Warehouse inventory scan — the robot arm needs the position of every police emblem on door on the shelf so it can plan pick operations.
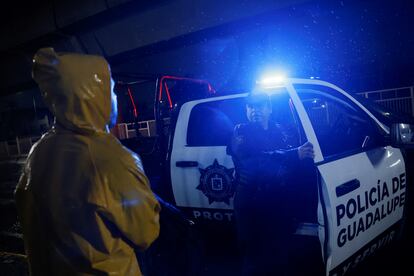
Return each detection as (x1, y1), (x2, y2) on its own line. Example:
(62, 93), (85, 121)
(197, 159), (235, 205)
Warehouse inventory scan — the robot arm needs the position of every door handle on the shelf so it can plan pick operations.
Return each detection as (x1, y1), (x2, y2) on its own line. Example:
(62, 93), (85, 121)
(176, 161), (199, 167)
(336, 179), (360, 197)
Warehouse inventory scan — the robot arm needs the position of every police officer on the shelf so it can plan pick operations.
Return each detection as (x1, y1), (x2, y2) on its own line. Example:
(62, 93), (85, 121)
(227, 92), (314, 275)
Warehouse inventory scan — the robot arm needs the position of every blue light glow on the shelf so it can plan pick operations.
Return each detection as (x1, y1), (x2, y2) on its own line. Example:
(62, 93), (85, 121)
(256, 71), (287, 88)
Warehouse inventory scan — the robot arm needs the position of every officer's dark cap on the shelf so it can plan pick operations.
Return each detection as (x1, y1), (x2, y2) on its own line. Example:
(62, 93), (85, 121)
(246, 92), (271, 106)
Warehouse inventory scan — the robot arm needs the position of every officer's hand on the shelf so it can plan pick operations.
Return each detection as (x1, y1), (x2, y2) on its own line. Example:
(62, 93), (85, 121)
(298, 141), (315, 160)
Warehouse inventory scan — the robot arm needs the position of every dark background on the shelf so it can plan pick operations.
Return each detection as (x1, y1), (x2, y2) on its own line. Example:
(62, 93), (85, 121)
(1, 0), (413, 94)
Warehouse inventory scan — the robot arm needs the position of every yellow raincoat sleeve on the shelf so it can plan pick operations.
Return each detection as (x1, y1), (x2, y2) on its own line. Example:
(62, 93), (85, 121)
(95, 150), (161, 251)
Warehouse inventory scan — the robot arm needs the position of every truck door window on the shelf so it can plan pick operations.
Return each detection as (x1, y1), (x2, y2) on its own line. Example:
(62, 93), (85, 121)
(296, 85), (384, 158)
(269, 93), (305, 147)
(187, 98), (246, 147)
(187, 91), (304, 147)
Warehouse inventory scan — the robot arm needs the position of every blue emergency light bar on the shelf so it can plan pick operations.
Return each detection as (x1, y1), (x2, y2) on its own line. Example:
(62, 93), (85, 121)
(256, 72), (287, 89)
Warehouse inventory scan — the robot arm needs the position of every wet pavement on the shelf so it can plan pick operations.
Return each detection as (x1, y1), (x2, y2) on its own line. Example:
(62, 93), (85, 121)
(0, 158), (26, 275)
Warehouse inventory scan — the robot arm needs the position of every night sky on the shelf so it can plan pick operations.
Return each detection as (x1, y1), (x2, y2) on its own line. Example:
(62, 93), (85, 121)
(185, 0), (414, 93)
(1, 0), (414, 108)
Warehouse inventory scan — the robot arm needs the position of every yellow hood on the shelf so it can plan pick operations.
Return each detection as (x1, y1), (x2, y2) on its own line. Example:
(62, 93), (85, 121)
(32, 47), (111, 133)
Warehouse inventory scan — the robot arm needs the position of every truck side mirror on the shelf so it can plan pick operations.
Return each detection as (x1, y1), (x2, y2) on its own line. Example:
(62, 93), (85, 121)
(391, 123), (414, 149)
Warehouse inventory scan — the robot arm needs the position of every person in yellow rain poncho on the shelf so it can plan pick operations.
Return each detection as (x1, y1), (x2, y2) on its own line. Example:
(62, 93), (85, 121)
(15, 48), (160, 276)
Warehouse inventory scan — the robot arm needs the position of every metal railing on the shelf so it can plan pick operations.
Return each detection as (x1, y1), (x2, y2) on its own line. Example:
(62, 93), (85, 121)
(0, 120), (158, 158)
(114, 118), (171, 140)
(114, 120), (157, 140)
(357, 86), (414, 117)
(0, 136), (40, 159)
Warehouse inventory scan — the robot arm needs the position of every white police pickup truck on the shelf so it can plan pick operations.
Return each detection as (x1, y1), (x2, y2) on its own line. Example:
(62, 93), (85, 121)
(120, 77), (413, 275)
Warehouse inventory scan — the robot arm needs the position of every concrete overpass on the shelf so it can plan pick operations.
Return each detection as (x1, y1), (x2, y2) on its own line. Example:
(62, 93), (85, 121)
(0, 0), (413, 96)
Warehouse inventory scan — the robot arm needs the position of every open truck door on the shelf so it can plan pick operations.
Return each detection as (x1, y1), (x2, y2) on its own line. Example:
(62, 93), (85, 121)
(169, 86), (320, 226)
(286, 79), (407, 276)
(169, 94), (244, 222)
